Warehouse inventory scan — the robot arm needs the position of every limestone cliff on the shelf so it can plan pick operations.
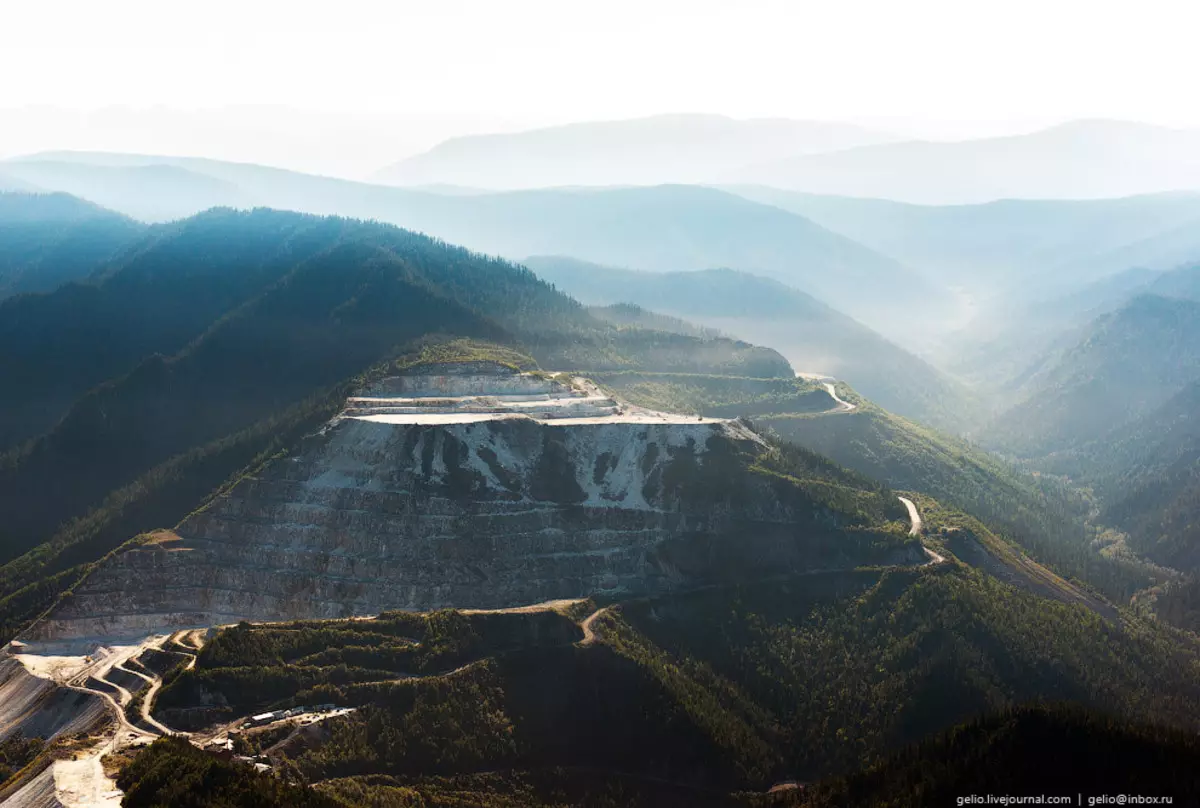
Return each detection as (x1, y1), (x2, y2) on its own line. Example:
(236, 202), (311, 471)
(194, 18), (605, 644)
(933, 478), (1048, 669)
(30, 363), (913, 641)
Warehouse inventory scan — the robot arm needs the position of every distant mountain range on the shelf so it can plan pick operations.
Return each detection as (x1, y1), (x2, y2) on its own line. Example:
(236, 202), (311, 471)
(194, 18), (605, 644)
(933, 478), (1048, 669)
(726, 185), (1200, 301)
(524, 257), (978, 432)
(736, 120), (1200, 203)
(373, 117), (1200, 204)
(371, 113), (896, 188)
(0, 156), (945, 344)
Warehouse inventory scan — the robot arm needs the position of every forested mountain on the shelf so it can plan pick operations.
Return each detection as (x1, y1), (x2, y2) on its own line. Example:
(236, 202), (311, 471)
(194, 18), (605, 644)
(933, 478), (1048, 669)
(370, 113), (895, 188)
(0, 154), (946, 345)
(736, 120), (1200, 203)
(1038, 380), (1200, 577)
(0, 209), (385, 451)
(939, 261), (1200, 393)
(763, 393), (1160, 605)
(0, 192), (144, 299)
(525, 257), (978, 432)
(0, 207), (789, 642)
(981, 295), (1200, 456)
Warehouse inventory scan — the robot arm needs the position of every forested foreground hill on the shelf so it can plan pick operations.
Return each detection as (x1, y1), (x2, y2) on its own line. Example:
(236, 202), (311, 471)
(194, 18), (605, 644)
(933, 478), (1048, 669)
(0, 204), (789, 643)
(125, 543), (1200, 806)
(119, 705), (1200, 807)
(797, 705), (1200, 807)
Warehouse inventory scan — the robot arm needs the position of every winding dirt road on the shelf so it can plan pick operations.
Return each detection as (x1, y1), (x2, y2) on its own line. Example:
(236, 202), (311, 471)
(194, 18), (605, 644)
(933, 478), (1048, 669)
(898, 496), (923, 535)
(821, 382), (857, 413)
(897, 496), (946, 565)
(578, 606), (609, 645)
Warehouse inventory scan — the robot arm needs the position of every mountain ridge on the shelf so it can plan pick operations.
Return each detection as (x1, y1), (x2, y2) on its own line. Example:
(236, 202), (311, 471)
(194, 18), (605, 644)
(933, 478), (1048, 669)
(371, 113), (896, 188)
(737, 119), (1200, 203)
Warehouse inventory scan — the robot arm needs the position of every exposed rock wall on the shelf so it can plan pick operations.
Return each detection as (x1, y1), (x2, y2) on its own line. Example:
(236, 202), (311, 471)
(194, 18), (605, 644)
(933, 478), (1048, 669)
(29, 365), (907, 641)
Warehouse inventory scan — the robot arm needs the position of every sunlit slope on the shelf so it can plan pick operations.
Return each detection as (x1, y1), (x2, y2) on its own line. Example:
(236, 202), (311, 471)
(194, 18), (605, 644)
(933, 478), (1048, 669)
(526, 258), (979, 431)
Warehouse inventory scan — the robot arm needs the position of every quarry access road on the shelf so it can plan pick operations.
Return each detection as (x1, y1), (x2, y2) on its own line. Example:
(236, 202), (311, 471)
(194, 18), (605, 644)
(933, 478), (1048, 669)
(44, 645), (164, 808)
(579, 607), (610, 645)
(898, 495), (946, 565)
(794, 372), (857, 414)
(134, 631), (199, 738)
(898, 496), (923, 536)
(821, 382), (857, 413)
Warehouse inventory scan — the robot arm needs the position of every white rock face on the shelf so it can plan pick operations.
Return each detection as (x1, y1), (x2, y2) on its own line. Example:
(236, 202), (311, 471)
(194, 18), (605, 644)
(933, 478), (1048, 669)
(29, 364), (892, 642)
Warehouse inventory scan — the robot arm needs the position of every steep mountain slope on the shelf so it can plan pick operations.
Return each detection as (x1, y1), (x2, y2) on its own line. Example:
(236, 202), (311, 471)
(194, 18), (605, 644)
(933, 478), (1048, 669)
(526, 258), (979, 431)
(737, 120), (1200, 203)
(0, 209), (371, 451)
(935, 267), (1164, 392)
(0, 209), (789, 644)
(371, 114), (895, 188)
(982, 295), (1200, 456)
(0, 192), (144, 299)
(1040, 380), (1200, 572)
(2, 155), (946, 341)
(754, 398), (1159, 605)
(976, 285), (1200, 633)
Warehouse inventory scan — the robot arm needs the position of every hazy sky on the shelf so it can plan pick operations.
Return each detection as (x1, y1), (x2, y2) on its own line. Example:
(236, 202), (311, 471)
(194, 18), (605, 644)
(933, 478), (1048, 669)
(3, 0), (1198, 176)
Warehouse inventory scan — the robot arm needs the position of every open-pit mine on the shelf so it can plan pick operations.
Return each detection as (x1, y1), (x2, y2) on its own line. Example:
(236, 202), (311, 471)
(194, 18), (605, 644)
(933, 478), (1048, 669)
(1, 361), (920, 807)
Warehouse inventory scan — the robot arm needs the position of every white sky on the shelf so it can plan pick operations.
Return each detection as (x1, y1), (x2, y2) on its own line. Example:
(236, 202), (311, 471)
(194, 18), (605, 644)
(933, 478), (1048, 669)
(2, 0), (1198, 176)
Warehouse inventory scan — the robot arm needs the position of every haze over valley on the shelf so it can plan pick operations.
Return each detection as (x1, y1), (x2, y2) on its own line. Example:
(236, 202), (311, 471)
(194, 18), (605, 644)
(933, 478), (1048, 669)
(5, 2), (1200, 806)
